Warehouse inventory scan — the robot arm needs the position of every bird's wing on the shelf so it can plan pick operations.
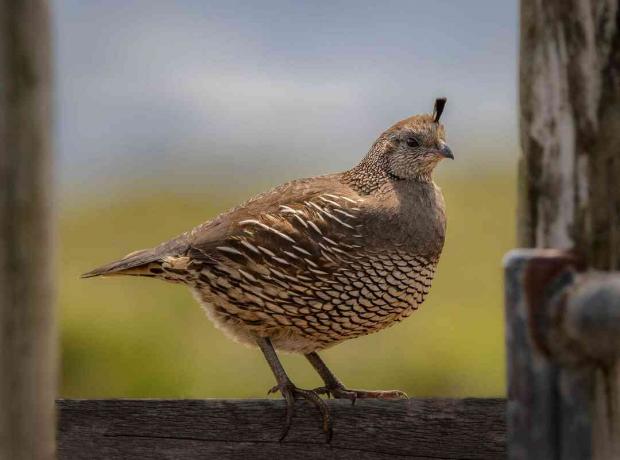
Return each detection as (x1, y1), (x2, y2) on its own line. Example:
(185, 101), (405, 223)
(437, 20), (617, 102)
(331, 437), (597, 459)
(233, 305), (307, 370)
(186, 174), (367, 276)
(81, 174), (365, 278)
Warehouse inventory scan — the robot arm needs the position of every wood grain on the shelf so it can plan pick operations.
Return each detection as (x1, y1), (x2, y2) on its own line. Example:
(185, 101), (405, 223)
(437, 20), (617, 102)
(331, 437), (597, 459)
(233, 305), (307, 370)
(58, 398), (506, 460)
(517, 0), (620, 458)
(0, 1), (55, 459)
(518, 0), (620, 259)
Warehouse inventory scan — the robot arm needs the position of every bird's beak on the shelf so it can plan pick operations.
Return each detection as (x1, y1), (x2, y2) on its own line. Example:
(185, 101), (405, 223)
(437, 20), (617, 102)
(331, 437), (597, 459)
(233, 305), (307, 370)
(437, 141), (454, 160)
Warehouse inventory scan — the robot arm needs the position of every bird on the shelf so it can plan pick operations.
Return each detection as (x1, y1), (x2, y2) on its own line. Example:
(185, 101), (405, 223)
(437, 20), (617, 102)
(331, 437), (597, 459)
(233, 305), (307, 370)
(82, 98), (453, 441)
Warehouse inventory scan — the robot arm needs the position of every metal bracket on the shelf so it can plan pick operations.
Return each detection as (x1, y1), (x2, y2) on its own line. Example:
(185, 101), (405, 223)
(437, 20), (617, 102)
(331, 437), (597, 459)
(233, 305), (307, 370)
(504, 248), (620, 460)
(509, 249), (620, 367)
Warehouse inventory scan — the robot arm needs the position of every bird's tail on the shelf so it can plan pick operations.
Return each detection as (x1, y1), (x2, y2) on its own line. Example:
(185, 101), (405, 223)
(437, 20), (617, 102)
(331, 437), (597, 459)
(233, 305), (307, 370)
(81, 248), (162, 278)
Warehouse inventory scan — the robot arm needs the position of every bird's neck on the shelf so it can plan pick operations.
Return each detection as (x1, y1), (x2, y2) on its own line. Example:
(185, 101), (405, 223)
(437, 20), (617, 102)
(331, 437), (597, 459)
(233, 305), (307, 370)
(341, 143), (433, 195)
(342, 161), (398, 195)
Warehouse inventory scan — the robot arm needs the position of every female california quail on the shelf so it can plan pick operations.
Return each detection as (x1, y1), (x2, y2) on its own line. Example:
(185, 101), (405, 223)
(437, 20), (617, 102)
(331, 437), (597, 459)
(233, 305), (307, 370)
(83, 98), (453, 440)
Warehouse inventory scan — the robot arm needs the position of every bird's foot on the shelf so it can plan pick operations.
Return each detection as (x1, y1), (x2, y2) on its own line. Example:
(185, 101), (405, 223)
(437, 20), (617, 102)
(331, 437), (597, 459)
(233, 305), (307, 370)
(268, 382), (332, 442)
(313, 383), (407, 405)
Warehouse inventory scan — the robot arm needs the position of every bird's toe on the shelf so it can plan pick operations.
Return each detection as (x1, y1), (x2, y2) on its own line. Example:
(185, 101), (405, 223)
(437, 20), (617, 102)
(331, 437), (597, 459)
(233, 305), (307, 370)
(270, 382), (333, 442)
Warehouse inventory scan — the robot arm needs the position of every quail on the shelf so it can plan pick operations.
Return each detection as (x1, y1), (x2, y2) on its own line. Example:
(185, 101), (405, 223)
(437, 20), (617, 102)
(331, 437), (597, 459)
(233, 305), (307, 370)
(83, 98), (453, 441)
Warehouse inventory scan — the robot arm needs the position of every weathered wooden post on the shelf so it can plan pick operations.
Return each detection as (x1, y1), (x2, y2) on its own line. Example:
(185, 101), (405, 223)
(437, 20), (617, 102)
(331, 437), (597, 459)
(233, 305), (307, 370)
(0, 1), (56, 459)
(506, 0), (620, 458)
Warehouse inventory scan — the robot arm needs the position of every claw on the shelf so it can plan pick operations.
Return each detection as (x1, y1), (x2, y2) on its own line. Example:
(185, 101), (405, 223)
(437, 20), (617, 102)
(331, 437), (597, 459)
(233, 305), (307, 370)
(313, 386), (330, 397)
(279, 386), (297, 441)
(268, 378), (405, 443)
(270, 383), (333, 442)
(297, 387), (332, 442)
(267, 386), (276, 395)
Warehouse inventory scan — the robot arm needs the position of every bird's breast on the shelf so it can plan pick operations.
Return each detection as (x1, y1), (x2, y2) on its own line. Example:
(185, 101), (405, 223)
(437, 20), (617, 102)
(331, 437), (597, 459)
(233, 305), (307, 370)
(365, 181), (446, 258)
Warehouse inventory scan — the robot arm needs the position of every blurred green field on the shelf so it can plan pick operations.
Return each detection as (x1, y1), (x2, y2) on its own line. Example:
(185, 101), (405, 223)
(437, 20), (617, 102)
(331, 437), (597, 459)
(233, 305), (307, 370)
(60, 171), (515, 398)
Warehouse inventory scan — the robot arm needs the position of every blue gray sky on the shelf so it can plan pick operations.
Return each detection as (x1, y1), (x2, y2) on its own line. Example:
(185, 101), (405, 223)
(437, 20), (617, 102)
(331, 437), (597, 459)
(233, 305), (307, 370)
(53, 0), (518, 198)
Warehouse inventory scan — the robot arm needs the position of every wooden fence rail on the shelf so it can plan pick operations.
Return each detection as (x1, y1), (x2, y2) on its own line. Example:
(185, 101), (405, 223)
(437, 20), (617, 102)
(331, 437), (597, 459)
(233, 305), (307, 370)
(57, 399), (506, 459)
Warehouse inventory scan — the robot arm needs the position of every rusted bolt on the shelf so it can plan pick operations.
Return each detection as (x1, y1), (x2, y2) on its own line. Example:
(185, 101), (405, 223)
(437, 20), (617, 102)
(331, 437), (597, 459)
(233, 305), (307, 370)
(505, 249), (620, 367)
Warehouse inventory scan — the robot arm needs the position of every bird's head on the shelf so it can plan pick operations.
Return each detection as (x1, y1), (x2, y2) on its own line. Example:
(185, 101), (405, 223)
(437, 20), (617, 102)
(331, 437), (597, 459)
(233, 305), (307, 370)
(370, 98), (453, 181)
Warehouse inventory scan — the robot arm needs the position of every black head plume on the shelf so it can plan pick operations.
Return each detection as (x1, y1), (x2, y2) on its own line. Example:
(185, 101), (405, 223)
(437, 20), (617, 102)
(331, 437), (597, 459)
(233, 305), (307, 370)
(433, 97), (447, 123)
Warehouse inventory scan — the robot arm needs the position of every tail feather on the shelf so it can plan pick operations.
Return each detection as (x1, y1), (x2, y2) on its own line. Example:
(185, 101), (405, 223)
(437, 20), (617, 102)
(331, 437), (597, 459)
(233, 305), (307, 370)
(81, 248), (160, 278)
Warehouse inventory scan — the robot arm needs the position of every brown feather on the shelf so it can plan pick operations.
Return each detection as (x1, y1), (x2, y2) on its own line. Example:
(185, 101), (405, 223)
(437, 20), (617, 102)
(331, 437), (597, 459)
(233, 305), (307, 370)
(81, 248), (159, 278)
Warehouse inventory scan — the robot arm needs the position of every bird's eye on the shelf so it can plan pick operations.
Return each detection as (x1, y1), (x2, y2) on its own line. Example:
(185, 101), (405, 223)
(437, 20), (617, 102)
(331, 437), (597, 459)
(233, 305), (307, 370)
(406, 137), (420, 148)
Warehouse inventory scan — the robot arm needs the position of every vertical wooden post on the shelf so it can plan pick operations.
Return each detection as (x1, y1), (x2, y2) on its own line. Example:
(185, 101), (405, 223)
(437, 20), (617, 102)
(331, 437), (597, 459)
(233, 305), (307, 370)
(518, 0), (620, 259)
(0, 1), (55, 459)
(515, 0), (620, 458)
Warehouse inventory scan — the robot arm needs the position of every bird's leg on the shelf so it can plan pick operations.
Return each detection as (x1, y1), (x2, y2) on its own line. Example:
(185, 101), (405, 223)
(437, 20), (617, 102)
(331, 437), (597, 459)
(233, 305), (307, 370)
(256, 337), (332, 441)
(305, 352), (407, 404)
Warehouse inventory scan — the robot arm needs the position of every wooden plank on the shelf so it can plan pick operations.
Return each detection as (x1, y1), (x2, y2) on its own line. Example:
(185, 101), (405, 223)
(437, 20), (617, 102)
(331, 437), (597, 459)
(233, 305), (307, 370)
(57, 398), (506, 459)
(0, 1), (55, 459)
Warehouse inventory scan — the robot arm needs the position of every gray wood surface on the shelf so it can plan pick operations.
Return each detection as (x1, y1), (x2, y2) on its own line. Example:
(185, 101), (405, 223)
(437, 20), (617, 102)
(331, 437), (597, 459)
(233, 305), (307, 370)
(0, 1), (55, 459)
(518, 0), (620, 259)
(517, 0), (620, 458)
(504, 250), (593, 460)
(504, 251), (563, 460)
(57, 398), (506, 459)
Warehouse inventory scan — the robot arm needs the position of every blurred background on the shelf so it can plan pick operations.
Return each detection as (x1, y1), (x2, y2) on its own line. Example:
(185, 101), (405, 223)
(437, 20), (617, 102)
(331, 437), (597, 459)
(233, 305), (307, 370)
(55, 0), (517, 398)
